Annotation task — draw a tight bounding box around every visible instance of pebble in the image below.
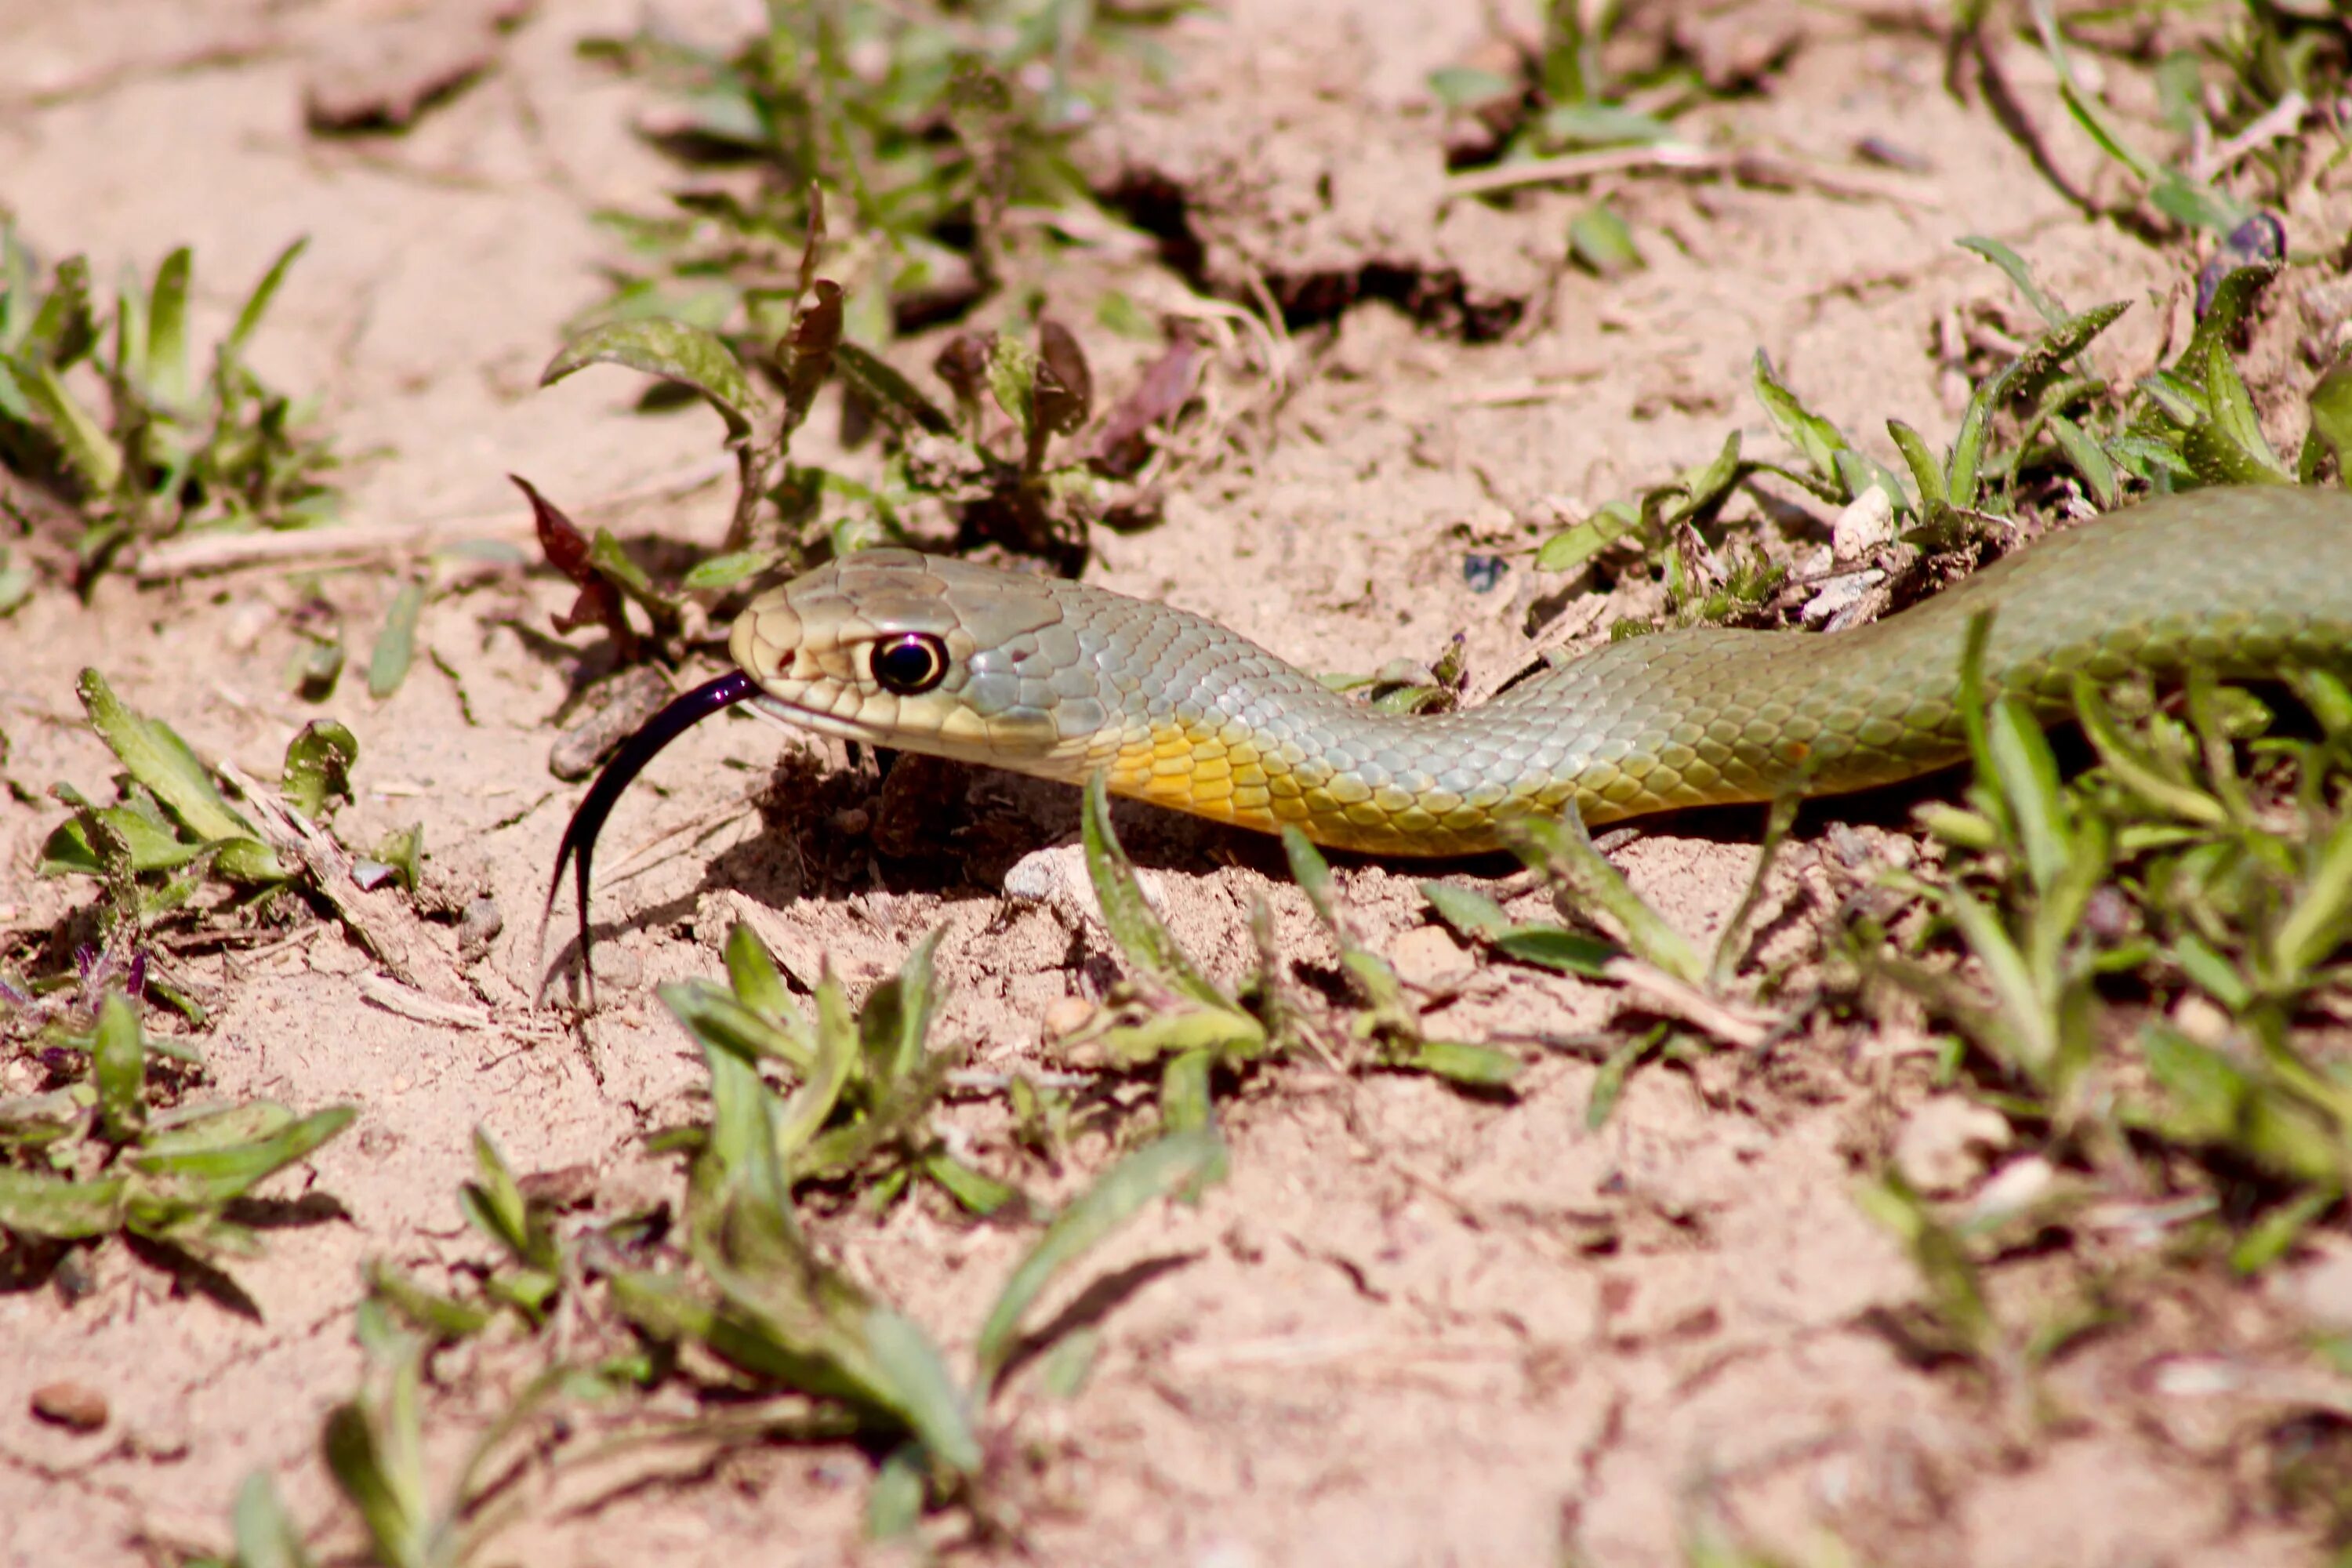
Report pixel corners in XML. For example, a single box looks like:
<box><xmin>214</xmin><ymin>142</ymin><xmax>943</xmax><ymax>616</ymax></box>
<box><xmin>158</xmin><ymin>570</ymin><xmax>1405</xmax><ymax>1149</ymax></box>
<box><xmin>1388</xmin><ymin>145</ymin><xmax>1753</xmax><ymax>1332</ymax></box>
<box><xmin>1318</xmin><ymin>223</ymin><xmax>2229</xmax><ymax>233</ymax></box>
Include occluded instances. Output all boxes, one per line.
<box><xmin>2273</xmin><ymin>1236</ymin><xmax>2352</xmax><ymax>1330</ymax></box>
<box><xmin>1388</xmin><ymin>925</ymin><xmax>1472</xmax><ymax>988</ymax></box>
<box><xmin>1891</xmin><ymin>1094</ymin><xmax>2012</xmax><ymax>1195</ymax></box>
<box><xmin>30</xmin><ymin>1382</ymin><xmax>107</xmax><ymax>1432</ymax></box>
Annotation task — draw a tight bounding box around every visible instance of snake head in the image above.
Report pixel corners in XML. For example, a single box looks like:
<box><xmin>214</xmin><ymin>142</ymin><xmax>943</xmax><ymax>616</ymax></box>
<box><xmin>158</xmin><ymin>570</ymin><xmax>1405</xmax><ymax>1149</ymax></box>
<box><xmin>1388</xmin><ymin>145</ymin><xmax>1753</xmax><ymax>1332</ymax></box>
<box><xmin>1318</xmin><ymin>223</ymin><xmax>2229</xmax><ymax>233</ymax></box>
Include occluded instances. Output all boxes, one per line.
<box><xmin>542</xmin><ymin>548</ymin><xmax>1093</xmax><ymax>1005</ymax></box>
<box><xmin>728</xmin><ymin>546</ymin><xmax>1077</xmax><ymax>766</ymax></box>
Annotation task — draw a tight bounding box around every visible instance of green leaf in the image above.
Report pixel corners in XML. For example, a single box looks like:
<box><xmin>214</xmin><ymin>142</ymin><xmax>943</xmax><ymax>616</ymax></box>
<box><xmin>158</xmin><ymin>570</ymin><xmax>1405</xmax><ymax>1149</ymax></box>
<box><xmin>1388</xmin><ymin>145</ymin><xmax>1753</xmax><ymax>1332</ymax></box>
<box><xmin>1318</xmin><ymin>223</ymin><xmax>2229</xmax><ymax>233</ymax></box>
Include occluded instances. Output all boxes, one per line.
<box><xmin>1503</xmin><ymin>814</ymin><xmax>1702</xmax><ymax>985</ymax></box>
<box><xmin>1427</xmin><ymin>66</ymin><xmax>1517</xmax><ymax>109</ymax></box>
<box><xmin>24</xmin><ymin>360</ymin><xmax>124</xmax><ymax>493</ymax></box>
<box><xmin>2072</xmin><ymin>677</ymin><xmax>2224</xmax><ymax>826</ymax></box>
<box><xmin>1751</xmin><ymin>349</ymin><xmax>1846</xmax><ymax>483</ymax></box>
<box><xmin>1956</xmin><ymin>235</ymin><xmax>2067</xmax><ymax>326</ymax></box>
<box><xmin>1886</xmin><ymin>419</ymin><xmax>1948</xmax><ymax>509</ymax></box>
<box><xmin>1494</xmin><ymin>926</ymin><xmax>1617</xmax><ymax>975</ymax></box>
<box><xmin>1985</xmin><ymin>696</ymin><xmax>2070</xmax><ymax>893</ymax></box>
<box><xmin>833</xmin><ymin>343</ymin><xmax>955</xmax><ymax>436</ymax></box>
<box><xmin>1539</xmin><ymin>102</ymin><xmax>1676</xmax><ymax>147</ymax></box>
<box><xmin>281</xmin><ymin>720</ymin><xmax>358</xmax><ymax>818</ymax></box>
<box><xmin>860</xmin><ymin>927</ymin><xmax>942</xmax><ymax>1086</ymax></box>
<box><xmin>681</xmin><ymin>550</ymin><xmax>781</xmax><ymax>590</ymax></box>
<box><xmin>973</xmin><ymin>1129</ymin><xmax>1226</xmax><ymax>1394</ymax></box>
<box><xmin>132</xmin><ymin>1105</ymin><xmax>356</xmax><ymax>1203</ymax></box>
<box><xmin>2196</xmin><ymin>335</ymin><xmax>2289</xmax><ymax>480</ymax></box>
<box><xmin>866</xmin><ymin>1443</ymin><xmax>927</xmax><ymax>1539</ymax></box>
<box><xmin>1160</xmin><ymin>1048</ymin><xmax>1215</xmax><ymax>1132</ymax></box>
<box><xmin>722</xmin><ymin>922</ymin><xmax>803</xmax><ymax>1028</ymax></box>
<box><xmin>145</xmin><ymin>246</ymin><xmax>192</xmax><ymax>407</ymax></box>
<box><xmin>1080</xmin><ymin>774</ymin><xmax>1230</xmax><ymax>1010</ymax></box>
<box><xmin>1091</xmin><ymin>1004</ymin><xmax>1267</xmax><ymax>1065</ymax></box>
<box><xmin>142</xmin><ymin>1100</ymin><xmax>293</xmax><ymax>1157</ymax></box>
<box><xmin>1420</xmin><ymin>881</ymin><xmax>1514</xmax><ymax>942</ymax></box>
<box><xmin>0</xmin><ymin>1167</ymin><xmax>127</xmax><ymax>1239</ymax></box>
<box><xmin>365</xmin><ymin>1259</ymin><xmax>495</xmax><ymax>1341</ymax></box>
<box><xmin>661</xmin><ymin>979</ymin><xmax>816</xmax><ymax>1073</ymax></box>
<box><xmin>775</xmin><ymin>975</ymin><xmax>855</xmax><ymax>1165</ymax></box>
<box><xmin>2183</xmin><ymin>423</ymin><xmax>2294</xmax><ymax>487</ymax></box>
<box><xmin>2045</xmin><ymin>415</ymin><xmax>2118</xmax><ymax>508</ymax></box>
<box><xmin>2274</xmin><ymin>813</ymin><xmax>2352</xmax><ymax>979</ymax></box>
<box><xmin>2231</xmin><ymin>1185</ymin><xmax>2339</xmax><ymax>1276</ymax></box>
<box><xmin>2302</xmin><ymin>358</ymin><xmax>2352</xmax><ymax>483</ymax></box>
<box><xmin>368</xmin><ymin>581</ymin><xmax>425</xmax><ymax>699</ymax></box>
<box><xmin>229</xmin><ymin>1470</ymin><xmax>316</xmax><ymax>1568</ymax></box>
<box><xmin>1995</xmin><ymin>299</ymin><xmax>2132</xmax><ymax>408</ymax></box>
<box><xmin>1587</xmin><ymin>1027</ymin><xmax>1664</xmax><ymax>1129</ymax></box>
<box><xmin>542</xmin><ymin>318</ymin><xmax>768</xmax><ymax>444</ymax></box>
<box><xmin>322</xmin><ymin>1379</ymin><xmax>429</xmax><ymax>1568</ymax></box>
<box><xmin>93</xmin><ymin>992</ymin><xmax>147</xmax><ymax>1143</ymax></box>
<box><xmin>363</xmin><ymin>824</ymin><xmax>421</xmax><ymax>894</ymax></box>
<box><xmin>987</xmin><ymin>332</ymin><xmax>1040</xmax><ymax>448</ymax></box>
<box><xmin>1399</xmin><ymin>1039</ymin><xmax>1523</xmax><ymax>1087</ymax></box>
<box><xmin>74</xmin><ymin>669</ymin><xmax>285</xmax><ymax>881</ymax></box>
<box><xmin>862</xmin><ymin>1307</ymin><xmax>981</xmax><ymax>1475</ymax></box>
<box><xmin>1567</xmin><ymin>203</ymin><xmax>1642</xmax><ymax>278</ymax></box>
<box><xmin>1947</xmin><ymin>384</ymin><xmax>1992</xmax><ymax>509</ymax></box>
<box><xmin>1534</xmin><ymin>502</ymin><xmax>1640</xmax><ymax>573</ymax></box>
<box><xmin>226</xmin><ymin>238</ymin><xmax>307</xmax><ymax>358</ymax></box>
<box><xmin>923</xmin><ymin>1151</ymin><xmax>1020</xmax><ymax>1217</ymax></box>
<box><xmin>1942</xmin><ymin>883</ymin><xmax>2054</xmax><ymax>1077</ymax></box>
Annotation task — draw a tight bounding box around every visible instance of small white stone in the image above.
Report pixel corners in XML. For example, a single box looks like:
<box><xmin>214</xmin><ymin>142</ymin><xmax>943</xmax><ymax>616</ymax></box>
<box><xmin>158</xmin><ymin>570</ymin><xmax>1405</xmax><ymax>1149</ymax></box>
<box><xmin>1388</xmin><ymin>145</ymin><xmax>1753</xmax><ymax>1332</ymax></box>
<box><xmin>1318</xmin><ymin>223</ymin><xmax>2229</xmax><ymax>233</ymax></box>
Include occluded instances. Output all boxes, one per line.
<box><xmin>1832</xmin><ymin>485</ymin><xmax>1899</xmax><ymax>557</ymax></box>
<box><xmin>1003</xmin><ymin>843</ymin><xmax>1166</xmax><ymax>926</ymax></box>
<box><xmin>1892</xmin><ymin>1094</ymin><xmax>2013</xmax><ymax>1195</ymax></box>
<box><xmin>2273</xmin><ymin>1235</ymin><xmax>2352</xmax><ymax>1330</ymax></box>
<box><xmin>1389</xmin><ymin>925</ymin><xmax>1472</xmax><ymax>988</ymax></box>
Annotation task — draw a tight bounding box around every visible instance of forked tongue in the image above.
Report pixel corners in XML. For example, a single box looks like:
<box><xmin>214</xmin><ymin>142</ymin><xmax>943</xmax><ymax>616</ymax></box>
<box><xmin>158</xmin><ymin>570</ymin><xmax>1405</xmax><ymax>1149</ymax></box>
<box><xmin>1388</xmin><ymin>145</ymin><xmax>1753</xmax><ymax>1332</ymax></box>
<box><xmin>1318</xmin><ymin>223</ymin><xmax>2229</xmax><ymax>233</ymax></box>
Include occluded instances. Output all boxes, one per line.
<box><xmin>536</xmin><ymin>671</ymin><xmax>757</xmax><ymax>1007</ymax></box>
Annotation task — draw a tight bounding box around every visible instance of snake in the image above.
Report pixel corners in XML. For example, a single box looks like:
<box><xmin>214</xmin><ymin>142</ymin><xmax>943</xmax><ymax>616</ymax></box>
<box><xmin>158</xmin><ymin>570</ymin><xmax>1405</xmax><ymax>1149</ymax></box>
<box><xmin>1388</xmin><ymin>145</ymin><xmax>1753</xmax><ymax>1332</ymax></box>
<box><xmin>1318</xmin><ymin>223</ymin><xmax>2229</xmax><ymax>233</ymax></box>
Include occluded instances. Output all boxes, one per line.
<box><xmin>542</xmin><ymin>485</ymin><xmax>2352</xmax><ymax>978</ymax></box>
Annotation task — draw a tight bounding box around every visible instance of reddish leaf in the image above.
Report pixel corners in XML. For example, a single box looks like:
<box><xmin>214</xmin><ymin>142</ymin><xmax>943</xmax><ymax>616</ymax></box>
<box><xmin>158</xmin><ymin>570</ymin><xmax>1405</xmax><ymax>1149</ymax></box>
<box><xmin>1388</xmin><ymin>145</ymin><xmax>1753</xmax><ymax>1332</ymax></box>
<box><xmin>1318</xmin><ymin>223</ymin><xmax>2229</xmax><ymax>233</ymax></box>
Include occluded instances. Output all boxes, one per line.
<box><xmin>1034</xmin><ymin>318</ymin><xmax>1094</xmax><ymax>437</ymax></box>
<box><xmin>514</xmin><ymin>475</ymin><xmax>639</xmax><ymax>662</ymax></box>
<box><xmin>935</xmin><ymin>332</ymin><xmax>993</xmax><ymax>405</ymax></box>
<box><xmin>1090</xmin><ymin>339</ymin><xmax>1200</xmax><ymax>478</ymax></box>
<box><xmin>780</xmin><ymin>280</ymin><xmax>843</xmax><ymax>433</ymax></box>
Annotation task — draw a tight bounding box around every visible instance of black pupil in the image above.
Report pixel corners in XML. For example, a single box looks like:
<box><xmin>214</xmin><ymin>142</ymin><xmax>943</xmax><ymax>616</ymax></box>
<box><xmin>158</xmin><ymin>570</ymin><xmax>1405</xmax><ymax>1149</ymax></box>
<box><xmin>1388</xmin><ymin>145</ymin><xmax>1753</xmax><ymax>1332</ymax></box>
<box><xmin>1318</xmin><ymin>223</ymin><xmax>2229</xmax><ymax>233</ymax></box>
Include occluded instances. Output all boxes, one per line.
<box><xmin>873</xmin><ymin>635</ymin><xmax>942</xmax><ymax>693</ymax></box>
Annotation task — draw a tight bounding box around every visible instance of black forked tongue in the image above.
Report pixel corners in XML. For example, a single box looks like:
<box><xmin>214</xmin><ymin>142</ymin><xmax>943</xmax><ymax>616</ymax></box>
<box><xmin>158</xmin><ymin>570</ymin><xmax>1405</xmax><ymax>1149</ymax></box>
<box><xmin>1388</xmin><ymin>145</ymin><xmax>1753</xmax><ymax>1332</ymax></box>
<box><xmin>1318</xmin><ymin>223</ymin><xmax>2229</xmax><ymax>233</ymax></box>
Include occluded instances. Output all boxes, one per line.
<box><xmin>536</xmin><ymin>671</ymin><xmax>757</xmax><ymax>1007</ymax></box>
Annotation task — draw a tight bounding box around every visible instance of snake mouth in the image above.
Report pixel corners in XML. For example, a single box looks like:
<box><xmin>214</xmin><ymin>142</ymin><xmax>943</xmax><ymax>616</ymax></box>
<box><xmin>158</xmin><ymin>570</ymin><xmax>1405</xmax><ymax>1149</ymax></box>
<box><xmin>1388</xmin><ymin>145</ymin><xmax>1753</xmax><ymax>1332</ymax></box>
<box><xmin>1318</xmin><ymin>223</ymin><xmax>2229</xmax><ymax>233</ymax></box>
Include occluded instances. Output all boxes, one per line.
<box><xmin>743</xmin><ymin>690</ymin><xmax>901</xmax><ymax>750</ymax></box>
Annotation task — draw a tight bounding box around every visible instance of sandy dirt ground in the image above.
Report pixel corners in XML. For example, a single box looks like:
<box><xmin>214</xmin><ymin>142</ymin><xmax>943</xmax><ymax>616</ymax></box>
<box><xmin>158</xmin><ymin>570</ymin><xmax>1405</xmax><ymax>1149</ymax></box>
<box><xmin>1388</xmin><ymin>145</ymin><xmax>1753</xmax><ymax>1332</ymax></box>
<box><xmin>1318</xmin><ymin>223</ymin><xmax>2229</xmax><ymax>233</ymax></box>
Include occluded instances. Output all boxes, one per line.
<box><xmin>3</xmin><ymin>1</ymin><xmax>2350</xmax><ymax>1564</ymax></box>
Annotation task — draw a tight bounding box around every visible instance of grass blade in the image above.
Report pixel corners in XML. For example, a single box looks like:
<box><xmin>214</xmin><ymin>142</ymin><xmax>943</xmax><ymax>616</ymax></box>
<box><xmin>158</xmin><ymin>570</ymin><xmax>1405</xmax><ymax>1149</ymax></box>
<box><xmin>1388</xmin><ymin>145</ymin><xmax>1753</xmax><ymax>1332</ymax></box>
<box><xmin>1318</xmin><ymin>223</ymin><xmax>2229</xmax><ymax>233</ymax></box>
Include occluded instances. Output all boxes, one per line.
<box><xmin>1080</xmin><ymin>774</ymin><xmax>1229</xmax><ymax>1009</ymax></box>
<box><xmin>973</xmin><ymin>1129</ymin><xmax>1225</xmax><ymax>1394</ymax></box>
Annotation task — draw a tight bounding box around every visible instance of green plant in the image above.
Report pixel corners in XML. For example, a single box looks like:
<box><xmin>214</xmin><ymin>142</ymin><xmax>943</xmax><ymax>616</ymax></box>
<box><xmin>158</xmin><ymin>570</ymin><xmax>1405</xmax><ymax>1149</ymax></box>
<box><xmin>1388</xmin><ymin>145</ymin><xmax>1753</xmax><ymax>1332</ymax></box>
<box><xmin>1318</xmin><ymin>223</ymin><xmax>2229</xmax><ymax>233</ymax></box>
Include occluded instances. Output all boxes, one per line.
<box><xmin>658</xmin><ymin>922</ymin><xmax>1021</xmax><ymax>1215</ymax></box>
<box><xmin>1430</xmin><ymin>0</ymin><xmax>1702</xmax><ymax>166</ymax></box>
<box><xmin>40</xmin><ymin>670</ymin><xmax>361</xmax><ymax>938</ymax></box>
<box><xmin>534</xmin><ymin>213</ymin><xmax>1185</xmax><ymax>662</ymax></box>
<box><xmin>0</xmin><ymin>226</ymin><xmax>337</xmax><ymax>576</ymax></box>
<box><xmin>608</xmin><ymin>920</ymin><xmax>1224</xmax><ymax>1533</ymax></box>
<box><xmin>1280</xmin><ymin>827</ymin><xmax>1523</xmax><ymax>1087</ymax></box>
<box><xmin>1534</xmin><ymin>239</ymin><xmax>2341</xmax><ymax>630</ymax></box>
<box><xmin>0</xmin><ymin>986</ymin><xmax>354</xmax><ymax>1308</ymax></box>
<box><xmin>205</xmin><ymin>1308</ymin><xmax>575</xmax><ymax>1568</ymax></box>
<box><xmin>576</xmin><ymin>0</ymin><xmax>1184</xmax><ymax>347</ymax></box>
<box><xmin>1866</xmin><ymin>615</ymin><xmax>2352</xmax><ymax>1202</ymax></box>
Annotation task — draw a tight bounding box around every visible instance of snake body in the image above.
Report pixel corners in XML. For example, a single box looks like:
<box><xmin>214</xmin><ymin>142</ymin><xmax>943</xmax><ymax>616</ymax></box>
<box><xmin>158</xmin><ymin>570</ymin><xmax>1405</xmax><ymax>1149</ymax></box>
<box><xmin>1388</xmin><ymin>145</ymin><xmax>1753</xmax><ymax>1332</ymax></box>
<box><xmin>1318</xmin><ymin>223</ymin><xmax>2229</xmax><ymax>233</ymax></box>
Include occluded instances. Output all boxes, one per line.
<box><xmin>724</xmin><ymin>488</ymin><xmax>2352</xmax><ymax>855</ymax></box>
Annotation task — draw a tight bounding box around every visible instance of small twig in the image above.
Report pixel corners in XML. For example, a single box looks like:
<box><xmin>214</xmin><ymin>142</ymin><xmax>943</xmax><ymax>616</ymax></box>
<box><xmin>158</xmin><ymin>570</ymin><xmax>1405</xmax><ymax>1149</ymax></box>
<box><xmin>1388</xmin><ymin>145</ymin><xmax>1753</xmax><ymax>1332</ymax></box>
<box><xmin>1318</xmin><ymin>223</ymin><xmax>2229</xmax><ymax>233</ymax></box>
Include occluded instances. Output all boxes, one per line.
<box><xmin>129</xmin><ymin>457</ymin><xmax>731</xmax><ymax>580</ymax></box>
<box><xmin>2189</xmin><ymin>91</ymin><xmax>2309</xmax><ymax>181</ymax></box>
<box><xmin>358</xmin><ymin>972</ymin><xmax>491</xmax><ymax>1030</ymax></box>
<box><xmin>1444</xmin><ymin>141</ymin><xmax>1722</xmax><ymax>200</ymax></box>
<box><xmin>1600</xmin><ymin>956</ymin><xmax>1773</xmax><ymax>1049</ymax></box>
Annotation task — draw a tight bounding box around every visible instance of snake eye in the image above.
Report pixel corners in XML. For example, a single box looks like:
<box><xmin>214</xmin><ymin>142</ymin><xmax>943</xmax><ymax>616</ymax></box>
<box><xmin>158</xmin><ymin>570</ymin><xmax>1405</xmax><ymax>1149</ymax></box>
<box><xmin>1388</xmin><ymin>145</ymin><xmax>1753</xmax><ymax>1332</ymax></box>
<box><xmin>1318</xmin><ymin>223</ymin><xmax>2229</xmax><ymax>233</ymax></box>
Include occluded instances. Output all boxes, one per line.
<box><xmin>869</xmin><ymin>632</ymin><xmax>949</xmax><ymax>695</ymax></box>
